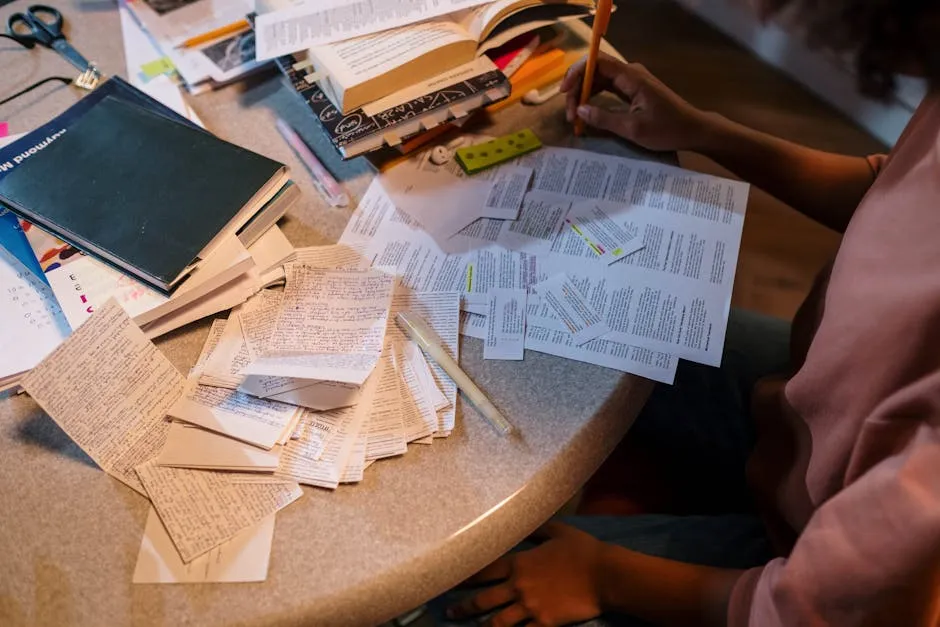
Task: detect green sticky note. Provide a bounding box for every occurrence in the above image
[140,57,176,80]
[455,129,542,175]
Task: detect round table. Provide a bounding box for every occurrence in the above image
[0,7,659,626]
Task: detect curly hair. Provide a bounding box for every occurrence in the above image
[760,0,940,98]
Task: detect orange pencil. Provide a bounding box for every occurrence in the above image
[176,19,251,49]
[574,0,614,136]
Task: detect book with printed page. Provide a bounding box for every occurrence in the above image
[260,0,593,114]
[277,54,509,159]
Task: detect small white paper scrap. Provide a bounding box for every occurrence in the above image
[484,288,526,360]
[533,274,609,345]
[565,201,644,264]
[480,166,533,220]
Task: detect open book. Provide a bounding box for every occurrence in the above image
[309,0,594,113]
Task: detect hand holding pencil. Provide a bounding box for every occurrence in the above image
[571,0,614,136]
[560,53,713,152]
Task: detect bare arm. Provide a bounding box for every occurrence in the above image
[561,55,879,233]
[692,113,877,232]
[595,542,743,627]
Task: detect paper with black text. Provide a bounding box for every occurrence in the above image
[254,0,490,60]
[524,324,678,384]
[381,158,532,239]
[405,341,450,411]
[194,319,227,372]
[240,289,284,362]
[21,300,183,494]
[168,380,301,450]
[362,346,407,460]
[133,508,275,583]
[538,246,734,367]
[527,147,747,366]
[199,305,358,408]
[365,221,468,293]
[564,200,645,264]
[0,246,70,389]
[465,245,539,295]
[178,320,301,450]
[393,343,438,440]
[345,149,745,369]
[386,291,460,434]
[351,183,540,301]
[533,274,609,345]
[243,266,394,383]
[274,409,333,469]
[339,432,369,483]
[290,243,369,269]
[276,406,366,489]
[450,194,569,255]
[135,461,301,563]
[461,310,488,340]
[461,309,677,384]
[484,288,526,360]
[200,314,251,389]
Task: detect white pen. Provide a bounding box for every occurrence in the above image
[396,311,516,436]
[275,117,349,208]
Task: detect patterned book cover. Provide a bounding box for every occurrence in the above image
[275,55,509,155]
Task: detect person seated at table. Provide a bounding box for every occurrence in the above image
[441,0,940,625]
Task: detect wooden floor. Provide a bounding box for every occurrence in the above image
[603,0,886,321]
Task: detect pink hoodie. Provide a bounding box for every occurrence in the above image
[729,91,940,625]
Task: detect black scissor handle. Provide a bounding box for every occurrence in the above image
[7,5,62,47]
[7,13,38,45]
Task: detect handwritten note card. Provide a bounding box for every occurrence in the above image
[21,300,183,494]
[135,461,302,563]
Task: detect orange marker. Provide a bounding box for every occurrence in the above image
[176,19,251,49]
[574,0,614,136]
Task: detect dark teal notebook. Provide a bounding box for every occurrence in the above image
[0,96,285,293]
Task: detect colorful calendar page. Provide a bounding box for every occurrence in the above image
[0,246,70,389]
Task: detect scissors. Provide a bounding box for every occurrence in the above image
[7,5,99,76]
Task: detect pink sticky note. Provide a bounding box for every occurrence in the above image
[0,122,8,138]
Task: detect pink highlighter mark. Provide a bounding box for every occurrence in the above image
[0,122,8,138]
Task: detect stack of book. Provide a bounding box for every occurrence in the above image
[257,0,597,158]
[0,77,299,391]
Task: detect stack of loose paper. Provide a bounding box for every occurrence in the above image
[177,275,460,490]
[19,300,304,583]
[239,265,396,395]
[18,280,460,583]
[341,140,751,383]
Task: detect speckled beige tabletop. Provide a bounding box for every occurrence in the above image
[0,6,663,626]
